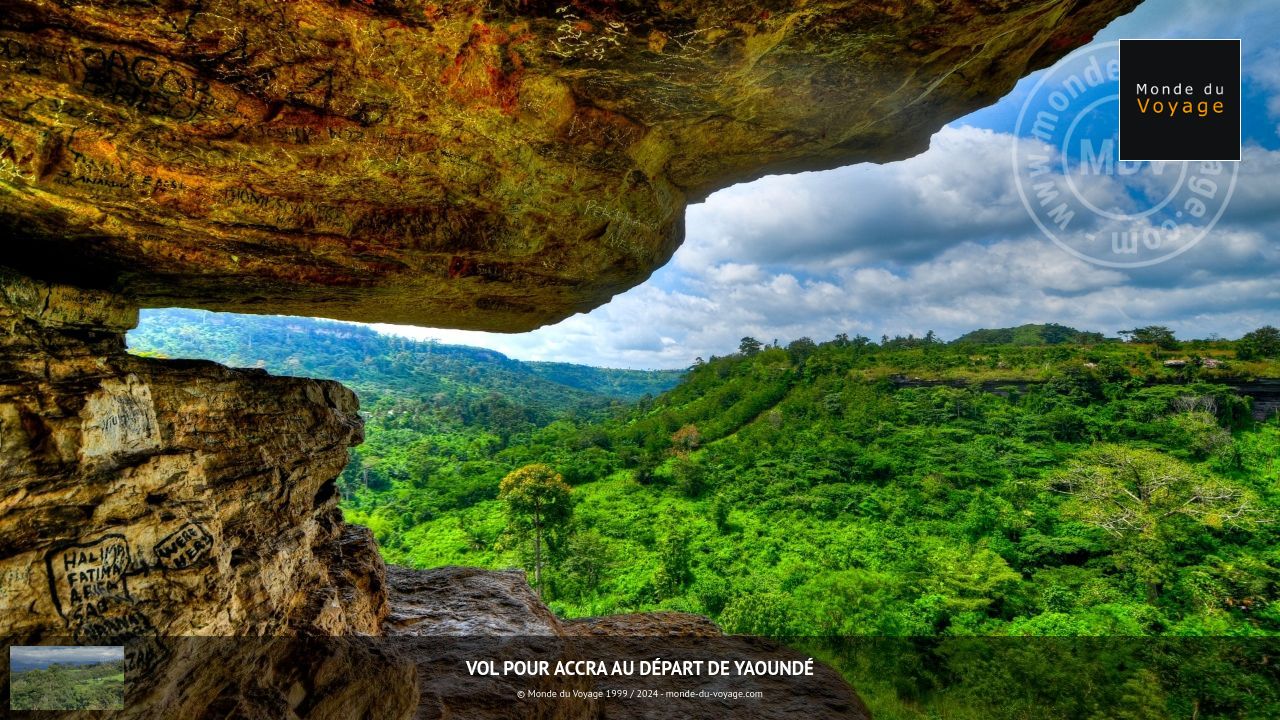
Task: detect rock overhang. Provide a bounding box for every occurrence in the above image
[0,0,1140,331]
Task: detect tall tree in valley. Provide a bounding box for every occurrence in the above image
[499,463,573,595]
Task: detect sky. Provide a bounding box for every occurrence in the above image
[10,645,123,670]
[370,0,1280,370]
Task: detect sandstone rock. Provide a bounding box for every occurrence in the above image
[385,565,562,637]
[0,267,370,642]
[563,615,871,720]
[385,565,594,720]
[0,268,415,716]
[0,0,1137,330]
[565,611,722,638]
[384,567,871,720]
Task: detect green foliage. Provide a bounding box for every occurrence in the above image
[1120,325,1181,350]
[499,463,573,593]
[525,361,686,398]
[954,323,1107,346]
[670,454,708,497]
[361,337,1278,642]
[500,464,573,530]
[126,308,682,541]
[1051,445,1265,602]
[654,518,693,598]
[555,530,610,601]
[1052,445,1262,538]
[9,661,125,710]
[132,312,1280,719]
[343,332,1279,717]
[1238,326,1280,360]
[719,592,797,636]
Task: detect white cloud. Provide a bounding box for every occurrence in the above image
[11,645,123,665]
[675,126,1038,271]
[375,137,1280,369]
[367,2,1280,370]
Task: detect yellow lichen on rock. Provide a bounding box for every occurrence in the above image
[0,0,1138,330]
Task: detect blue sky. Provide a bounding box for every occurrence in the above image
[371,0,1280,369]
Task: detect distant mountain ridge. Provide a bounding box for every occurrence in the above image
[952,323,1108,346]
[525,361,680,399]
[128,309,683,407]
[11,657,108,672]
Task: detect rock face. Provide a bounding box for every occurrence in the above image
[385,566,870,720]
[0,0,1137,330]
[1228,379,1280,421]
[0,268,374,642]
[385,566,594,720]
[385,565,563,637]
[0,268,416,716]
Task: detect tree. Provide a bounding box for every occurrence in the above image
[1050,445,1263,599]
[671,453,708,497]
[633,456,660,485]
[718,592,795,636]
[1093,669,1169,720]
[1052,445,1259,536]
[739,336,762,355]
[1167,410,1232,461]
[786,336,818,364]
[709,494,731,532]
[499,464,572,595]
[670,423,702,452]
[1118,326,1179,350]
[559,530,609,600]
[654,522,693,598]
[1237,325,1280,360]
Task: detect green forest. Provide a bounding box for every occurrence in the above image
[129,309,683,497]
[9,660,125,711]
[129,314,1280,719]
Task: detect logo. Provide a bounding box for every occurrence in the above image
[1119,39,1241,161]
[1013,41,1238,268]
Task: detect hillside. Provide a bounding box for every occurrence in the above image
[10,660,125,711]
[127,312,1280,717]
[526,361,681,400]
[342,332,1280,718]
[952,323,1108,346]
[129,309,683,408]
[128,310,685,497]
